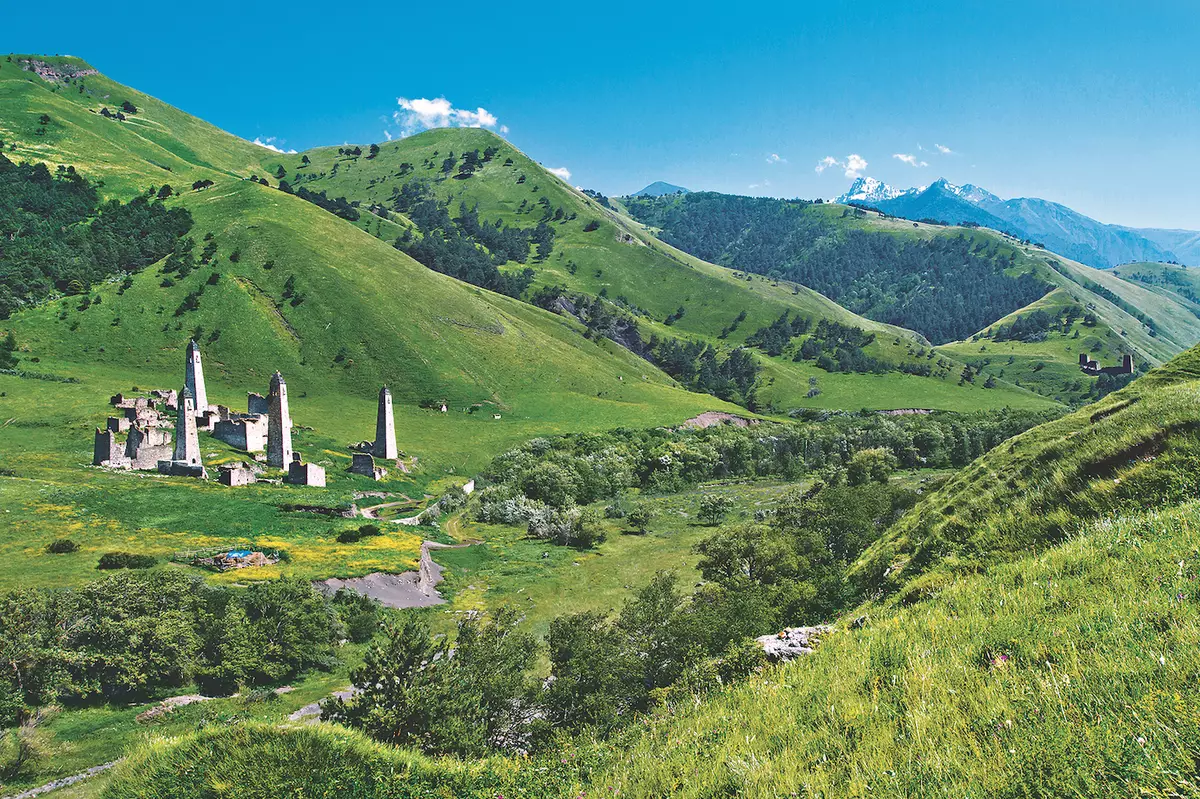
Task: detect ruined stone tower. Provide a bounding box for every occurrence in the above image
[373,386,398,460]
[171,387,202,466]
[185,340,208,414]
[267,371,292,468]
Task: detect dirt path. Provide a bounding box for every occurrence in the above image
[314,515,479,609]
[2,762,119,799]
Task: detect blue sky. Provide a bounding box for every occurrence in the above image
[6,0,1199,228]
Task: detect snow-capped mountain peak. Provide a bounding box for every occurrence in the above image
[835,177,909,204]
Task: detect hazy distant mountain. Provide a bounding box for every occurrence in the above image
[1118,227,1200,267]
[632,181,690,197]
[840,177,1191,268]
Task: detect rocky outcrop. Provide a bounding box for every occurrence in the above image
[755,625,835,662]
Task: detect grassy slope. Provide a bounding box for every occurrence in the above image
[0,56,739,591]
[100,501,1200,797]
[647,200,1200,405]
[292,128,1052,413]
[854,339,1200,596]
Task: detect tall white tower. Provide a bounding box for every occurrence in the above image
[374,386,398,460]
[267,371,293,468]
[185,340,208,414]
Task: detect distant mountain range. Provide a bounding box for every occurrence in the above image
[836,177,1198,268]
[632,181,690,197]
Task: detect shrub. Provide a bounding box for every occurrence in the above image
[97,551,156,570]
[46,538,79,554]
[337,524,382,544]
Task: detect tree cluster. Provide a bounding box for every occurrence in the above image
[0,573,375,724]
[0,156,193,318]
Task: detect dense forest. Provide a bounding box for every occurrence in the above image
[0,153,193,319]
[624,193,1051,343]
[388,180,549,298]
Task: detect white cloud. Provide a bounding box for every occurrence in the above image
[393,96,502,137]
[766,152,786,164]
[547,166,571,181]
[500,124,510,135]
[935,143,953,154]
[814,156,838,174]
[893,153,928,167]
[383,129,393,142]
[815,154,868,178]
[252,136,297,154]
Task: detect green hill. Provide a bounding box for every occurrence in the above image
[287,128,1052,413]
[623,193,1200,405]
[0,55,741,591]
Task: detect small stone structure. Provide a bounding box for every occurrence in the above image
[218,463,258,487]
[125,425,171,470]
[1079,352,1134,376]
[267,371,293,468]
[248,392,269,415]
[106,416,130,433]
[285,452,325,487]
[350,452,387,481]
[213,415,268,452]
[373,386,398,460]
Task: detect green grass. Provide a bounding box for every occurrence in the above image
[854,339,1200,597]
[96,497,1200,798]
[291,127,1053,413]
[597,499,1200,798]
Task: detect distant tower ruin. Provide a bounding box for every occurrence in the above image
[267,371,293,468]
[185,340,208,414]
[373,386,398,460]
[171,387,203,467]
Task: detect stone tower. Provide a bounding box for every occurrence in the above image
[267,371,293,468]
[185,340,208,414]
[373,386,398,460]
[172,387,202,466]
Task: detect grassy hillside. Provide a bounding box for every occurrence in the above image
[99,343,1200,798]
[287,128,1052,413]
[854,339,1200,596]
[0,55,749,591]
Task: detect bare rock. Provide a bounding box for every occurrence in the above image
[755,625,835,662]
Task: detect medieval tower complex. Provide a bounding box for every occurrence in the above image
[267,371,293,468]
[185,339,208,414]
[374,386,398,460]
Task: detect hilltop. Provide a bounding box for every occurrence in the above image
[631,180,690,197]
[283,127,1049,413]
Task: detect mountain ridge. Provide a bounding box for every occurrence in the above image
[837,176,1195,268]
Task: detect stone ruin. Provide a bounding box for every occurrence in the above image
[91,342,318,488]
[91,344,409,490]
[285,452,326,487]
[1079,352,1134,376]
[348,386,400,481]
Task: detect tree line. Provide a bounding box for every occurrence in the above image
[623,192,1052,344]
